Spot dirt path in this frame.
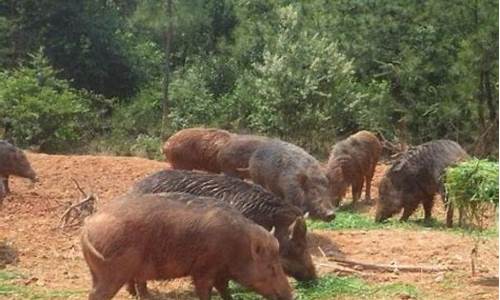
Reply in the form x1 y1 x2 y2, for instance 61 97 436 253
0 153 497 299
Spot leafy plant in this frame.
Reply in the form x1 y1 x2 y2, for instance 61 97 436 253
444 159 499 229
0 49 94 151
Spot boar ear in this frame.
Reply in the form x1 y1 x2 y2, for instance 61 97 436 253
269 226 276 236
290 217 307 241
251 241 264 261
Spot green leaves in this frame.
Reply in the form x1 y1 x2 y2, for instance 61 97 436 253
445 159 499 229
0 49 100 151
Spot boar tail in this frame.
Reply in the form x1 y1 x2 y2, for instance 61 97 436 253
81 228 107 261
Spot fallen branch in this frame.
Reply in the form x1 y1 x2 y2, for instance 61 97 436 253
328 257 451 273
316 262 367 276
58 179 97 229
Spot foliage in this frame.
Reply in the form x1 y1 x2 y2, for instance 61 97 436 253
130 134 163 160
444 159 499 229
0 50 96 151
0 0 498 157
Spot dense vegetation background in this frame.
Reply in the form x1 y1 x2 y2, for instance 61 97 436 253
0 0 498 159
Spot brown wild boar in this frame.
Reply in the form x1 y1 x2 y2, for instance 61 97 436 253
245 140 336 222
375 140 469 226
217 134 271 178
0 140 38 193
326 131 382 206
130 169 317 282
81 192 293 300
162 128 233 173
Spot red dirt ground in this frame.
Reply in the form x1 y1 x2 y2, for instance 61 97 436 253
0 153 498 299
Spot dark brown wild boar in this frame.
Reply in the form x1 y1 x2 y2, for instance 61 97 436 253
0 140 38 193
375 140 469 227
81 192 292 300
162 128 233 173
217 134 272 178
245 140 336 222
326 131 382 206
130 169 317 281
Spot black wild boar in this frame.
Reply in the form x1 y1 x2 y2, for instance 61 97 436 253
217 134 272 179
130 169 317 281
0 140 37 193
245 140 336 222
81 192 293 300
162 128 233 173
326 131 382 206
375 140 469 226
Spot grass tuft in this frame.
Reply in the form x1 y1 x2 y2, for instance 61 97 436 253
0 270 84 299
225 276 420 300
307 211 498 237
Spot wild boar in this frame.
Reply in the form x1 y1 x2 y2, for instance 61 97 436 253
375 139 469 226
162 128 233 173
326 131 382 206
245 140 336 222
130 169 317 281
81 192 293 300
217 134 272 179
0 140 38 193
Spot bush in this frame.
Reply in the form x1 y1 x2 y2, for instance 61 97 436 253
0 49 98 152
444 159 499 228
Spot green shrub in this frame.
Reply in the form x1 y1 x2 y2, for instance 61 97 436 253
0 49 105 152
130 134 163 160
444 159 499 228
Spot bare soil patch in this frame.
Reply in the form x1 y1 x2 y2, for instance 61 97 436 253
0 153 497 299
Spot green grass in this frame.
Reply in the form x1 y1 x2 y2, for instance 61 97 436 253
0 270 84 300
307 210 498 237
225 276 421 300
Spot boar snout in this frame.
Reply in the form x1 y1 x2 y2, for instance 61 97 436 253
324 209 336 221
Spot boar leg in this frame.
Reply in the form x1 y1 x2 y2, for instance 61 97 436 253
126 280 150 299
136 281 150 299
193 276 215 300
364 164 376 203
422 197 434 224
351 177 363 204
126 281 137 296
400 201 419 222
89 277 128 300
214 277 232 300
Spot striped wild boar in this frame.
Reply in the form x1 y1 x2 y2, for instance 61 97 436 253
217 134 271 179
375 140 469 226
81 192 293 300
130 169 317 282
162 128 233 173
326 131 382 206
0 140 38 193
245 140 336 222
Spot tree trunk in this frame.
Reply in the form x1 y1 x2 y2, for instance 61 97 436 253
161 0 174 138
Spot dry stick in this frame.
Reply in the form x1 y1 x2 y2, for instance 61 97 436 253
328 257 451 273
317 246 327 258
316 262 366 276
71 178 87 197
58 194 95 228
